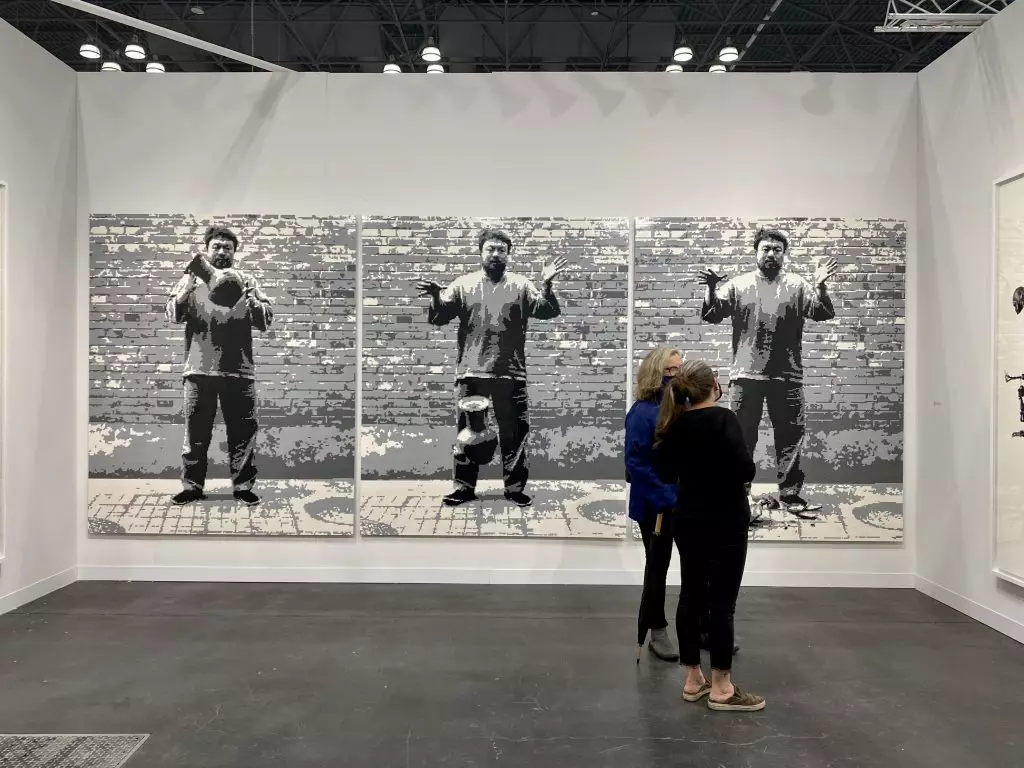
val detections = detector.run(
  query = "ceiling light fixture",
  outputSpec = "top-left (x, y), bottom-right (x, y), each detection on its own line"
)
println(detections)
top-left (673, 43), bottom-right (693, 63)
top-left (80, 39), bottom-right (101, 59)
top-left (100, 61), bottom-right (122, 72)
top-left (719, 40), bottom-right (739, 63)
top-left (124, 36), bottom-right (146, 60)
top-left (146, 60), bottom-right (166, 73)
top-left (421, 38), bottom-right (441, 62)
top-left (190, 4), bottom-right (205, 14)
top-left (383, 62), bottom-right (402, 74)
top-left (426, 63), bottom-right (445, 74)
top-left (709, 63), bottom-right (726, 73)
top-left (665, 63), bottom-right (683, 73)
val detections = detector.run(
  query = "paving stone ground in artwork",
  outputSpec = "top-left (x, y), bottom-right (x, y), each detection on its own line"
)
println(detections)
top-left (88, 479), bottom-right (353, 536)
top-left (0, 735), bottom-right (148, 768)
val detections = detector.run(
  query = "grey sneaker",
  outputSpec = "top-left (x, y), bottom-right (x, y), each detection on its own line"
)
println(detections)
top-left (648, 628), bottom-right (680, 662)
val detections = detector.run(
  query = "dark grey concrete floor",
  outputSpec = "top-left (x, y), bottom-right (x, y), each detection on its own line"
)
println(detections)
top-left (0, 583), bottom-right (1021, 768)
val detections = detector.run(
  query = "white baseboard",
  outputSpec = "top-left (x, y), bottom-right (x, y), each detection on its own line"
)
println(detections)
top-left (915, 576), bottom-right (1024, 645)
top-left (77, 565), bottom-right (914, 588)
top-left (0, 567), bottom-right (77, 615)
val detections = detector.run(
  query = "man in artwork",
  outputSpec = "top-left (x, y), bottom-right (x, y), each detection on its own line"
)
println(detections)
top-left (415, 229), bottom-right (567, 507)
top-left (166, 225), bottom-right (274, 506)
top-left (698, 227), bottom-right (838, 517)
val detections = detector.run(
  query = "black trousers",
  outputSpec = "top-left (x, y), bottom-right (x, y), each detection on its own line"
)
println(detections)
top-left (181, 374), bottom-right (258, 492)
top-left (674, 522), bottom-right (748, 671)
top-left (731, 378), bottom-right (805, 497)
top-left (637, 511), bottom-right (674, 633)
top-left (453, 377), bottom-right (529, 493)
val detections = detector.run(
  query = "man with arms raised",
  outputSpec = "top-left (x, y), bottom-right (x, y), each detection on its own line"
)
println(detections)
top-left (416, 229), bottom-right (567, 508)
top-left (699, 227), bottom-right (838, 518)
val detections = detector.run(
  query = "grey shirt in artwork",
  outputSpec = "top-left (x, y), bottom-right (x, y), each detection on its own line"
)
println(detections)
top-left (428, 270), bottom-right (560, 381)
top-left (166, 272), bottom-right (273, 380)
top-left (702, 269), bottom-right (835, 382)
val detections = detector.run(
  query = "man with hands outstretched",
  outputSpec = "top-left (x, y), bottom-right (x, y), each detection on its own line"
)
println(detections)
top-left (699, 227), bottom-right (838, 518)
top-left (415, 228), bottom-right (567, 507)
top-left (166, 225), bottom-right (273, 507)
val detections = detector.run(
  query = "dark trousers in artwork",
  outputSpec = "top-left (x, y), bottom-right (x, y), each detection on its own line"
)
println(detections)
top-left (181, 374), bottom-right (258, 492)
top-left (638, 509), bottom-right (674, 633)
top-left (453, 376), bottom-right (529, 494)
top-left (674, 522), bottom-right (748, 672)
top-left (731, 378), bottom-right (806, 497)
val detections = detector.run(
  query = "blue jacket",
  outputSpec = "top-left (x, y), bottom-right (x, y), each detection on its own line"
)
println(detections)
top-left (625, 395), bottom-right (678, 522)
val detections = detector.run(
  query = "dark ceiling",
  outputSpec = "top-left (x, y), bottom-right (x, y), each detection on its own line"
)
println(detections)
top-left (0, 0), bottom-right (1011, 73)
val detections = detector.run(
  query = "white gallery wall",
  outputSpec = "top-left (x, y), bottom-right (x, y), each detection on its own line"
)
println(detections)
top-left (76, 70), bottom-right (918, 585)
top-left (0, 21), bottom-right (79, 611)
top-left (917, 0), bottom-right (1024, 641)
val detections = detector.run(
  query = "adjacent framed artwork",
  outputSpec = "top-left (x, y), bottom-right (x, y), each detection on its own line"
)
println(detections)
top-left (0, 182), bottom-right (6, 559)
top-left (993, 172), bottom-right (1024, 588)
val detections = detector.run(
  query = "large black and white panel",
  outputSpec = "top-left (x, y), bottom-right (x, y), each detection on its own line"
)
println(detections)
top-left (88, 213), bottom-right (356, 536)
top-left (634, 217), bottom-right (905, 542)
top-left (361, 216), bottom-right (628, 538)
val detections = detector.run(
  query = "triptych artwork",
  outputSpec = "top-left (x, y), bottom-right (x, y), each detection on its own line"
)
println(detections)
top-left (87, 213), bottom-right (906, 543)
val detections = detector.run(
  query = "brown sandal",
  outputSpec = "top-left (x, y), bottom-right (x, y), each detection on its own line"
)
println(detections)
top-left (707, 686), bottom-right (766, 711)
top-left (681, 678), bottom-right (712, 702)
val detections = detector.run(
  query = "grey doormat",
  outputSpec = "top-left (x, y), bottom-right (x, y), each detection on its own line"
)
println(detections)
top-left (0, 735), bottom-right (147, 767)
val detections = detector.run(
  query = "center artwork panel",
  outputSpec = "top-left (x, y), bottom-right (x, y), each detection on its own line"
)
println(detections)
top-left (360, 217), bottom-right (629, 538)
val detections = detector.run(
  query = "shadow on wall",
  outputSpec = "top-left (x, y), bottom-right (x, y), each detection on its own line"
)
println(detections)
top-left (359, 424), bottom-right (903, 482)
top-left (89, 423), bottom-right (355, 479)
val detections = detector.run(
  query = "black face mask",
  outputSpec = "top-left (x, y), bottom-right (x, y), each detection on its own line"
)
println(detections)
top-left (662, 375), bottom-right (674, 387)
top-left (713, 380), bottom-right (723, 402)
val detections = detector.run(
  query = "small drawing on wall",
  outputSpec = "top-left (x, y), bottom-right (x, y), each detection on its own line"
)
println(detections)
top-left (360, 217), bottom-right (629, 538)
top-left (633, 217), bottom-right (906, 543)
top-left (88, 214), bottom-right (356, 537)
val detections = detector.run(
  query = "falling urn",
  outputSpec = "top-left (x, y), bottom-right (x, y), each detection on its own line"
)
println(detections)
top-left (185, 252), bottom-right (246, 308)
top-left (456, 395), bottom-right (498, 465)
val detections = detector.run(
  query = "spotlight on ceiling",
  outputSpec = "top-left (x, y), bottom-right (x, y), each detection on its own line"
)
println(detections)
top-left (383, 62), bottom-right (402, 74)
top-left (665, 63), bottom-right (683, 73)
top-left (719, 41), bottom-right (739, 63)
top-left (146, 61), bottom-right (166, 73)
top-left (673, 44), bottom-right (693, 63)
top-left (80, 39), bottom-right (101, 59)
top-left (426, 63), bottom-right (445, 74)
top-left (100, 61), bottom-right (122, 72)
top-left (124, 36), bottom-right (146, 60)
top-left (421, 38), bottom-right (441, 62)
top-left (709, 64), bottom-right (726, 73)
top-left (190, 4), bottom-right (204, 14)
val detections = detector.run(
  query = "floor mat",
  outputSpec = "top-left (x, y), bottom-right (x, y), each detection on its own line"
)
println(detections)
top-left (0, 735), bottom-right (148, 768)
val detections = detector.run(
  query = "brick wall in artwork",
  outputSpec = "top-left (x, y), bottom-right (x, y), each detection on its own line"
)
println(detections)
top-left (89, 214), bottom-right (356, 478)
top-left (634, 217), bottom-right (905, 483)
top-left (362, 217), bottom-right (629, 479)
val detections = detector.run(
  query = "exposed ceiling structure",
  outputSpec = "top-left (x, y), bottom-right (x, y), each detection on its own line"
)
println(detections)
top-left (0, 0), bottom-right (1014, 74)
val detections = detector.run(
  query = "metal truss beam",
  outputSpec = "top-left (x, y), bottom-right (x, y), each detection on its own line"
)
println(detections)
top-left (874, 0), bottom-right (1009, 32)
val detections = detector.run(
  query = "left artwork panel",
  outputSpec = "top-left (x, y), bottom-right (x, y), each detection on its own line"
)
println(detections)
top-left (88, 214), bottom-right (356, 536)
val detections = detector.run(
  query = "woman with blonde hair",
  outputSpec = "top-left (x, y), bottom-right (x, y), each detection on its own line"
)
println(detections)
top-left (625, 346), bottom-right (682, 662)
top-left (653, 360), bottom-right (765, 712)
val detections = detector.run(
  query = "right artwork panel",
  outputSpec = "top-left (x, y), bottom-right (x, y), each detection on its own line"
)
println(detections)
top-left (634, 217), bottom-right (906, 542)
top-left (995, 174), bottom-right (1024, 585)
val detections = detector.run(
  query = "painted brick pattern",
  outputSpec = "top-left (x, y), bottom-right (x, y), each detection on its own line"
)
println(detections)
top-left (362, 217), bottom-right (630, 428)
top-left (634, 217), bottom-right (905, 479)
top-left (89, 214), bottom-right (357, 428)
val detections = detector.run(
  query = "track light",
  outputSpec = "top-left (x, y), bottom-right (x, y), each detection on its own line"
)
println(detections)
top-left (665, 63), bottom-right (683, 73)
top-left (80, 40), bottom-right (101, 59)
top-left (719, 41), bottom-right (739, 63)
top-left (124, 36), bottom-right (145, 60)
top-left (709, 64), bottom-right (726, 73)
top-left (421, 38), bottom-right (441, 62)
top-left (426, 63), bottom-right (445, 74)
top-left (673, 44), bottom-right (693, 63)
top-left (101, 61), bottom-right (122, 72)
top-left (146, 61), bottom-right (166, 73)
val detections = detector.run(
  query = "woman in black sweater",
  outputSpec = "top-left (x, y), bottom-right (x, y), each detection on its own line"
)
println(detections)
top-left (652, 360), bottom-right (765, 712)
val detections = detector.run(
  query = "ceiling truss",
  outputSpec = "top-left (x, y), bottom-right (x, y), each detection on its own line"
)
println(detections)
top-left (0, 0), bottom-right (1012, 73)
